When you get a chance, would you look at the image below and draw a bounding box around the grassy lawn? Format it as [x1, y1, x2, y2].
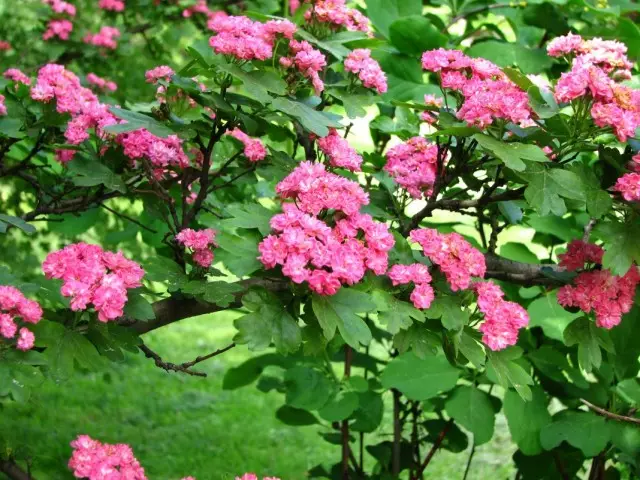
[2, 311, 516, 480]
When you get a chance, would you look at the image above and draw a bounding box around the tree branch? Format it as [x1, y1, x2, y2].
[0, 458, 33, 480]
[139, 342, 236, 377]
[485, 253, 563, 286]
[580, 399, 640, 425]
[412, 419, 453, 479]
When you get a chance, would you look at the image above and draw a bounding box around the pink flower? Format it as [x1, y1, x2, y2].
[344, 49, 387, 94]
[0, 95, 6, 116]
[280, 40, 327, 94]
[614, 173, 640, 202]
[4, 68, 31, 85]
[83, 26, 121, 50]
[384, 137, 439, 199]
[473, 281, 529, 350]
[119, 129, 190, 168]
[43, 243, 144, 322]
[409, 229, 486, 291]
[43, 0, 76, 16]
[43, 19, 73, 41]
[559, 240, 604, 271]
[388, 263, 434, 309]
[546, 33, 583, 57]
[316, 129, 362, 171]
[175, 228, 218, 268]
[420, 94, 443, 124]
[0, 286, 42, 351]
[0, 41, 11, 51]
[86, 73, 117, 92]
[227, 128, 267, 162]
[145, 65, 174, 84]
[69, 435, 147, 480]
[99, 0, 125, 11]
[304, 0, 371, 34]
[16, 327, 35, 351]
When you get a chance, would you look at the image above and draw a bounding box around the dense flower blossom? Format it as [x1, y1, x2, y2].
[344, 49, 387, 94]
[280, 40, 326, 94]
[43, 243, 144, 322]
[56, 149, 76, 163]
[208, 15, 296, 62]
[4, 68, 31, 85]
[43, 0, 76, 16]
[387, 263, 435, 309]
[43, 19, 74, 41]
[275, 161, 369, 216]
[473, 281, 529, 350]
[259, 204, 393, 295]
[69, 435, 146, 479]
[558, 240, 604, 271]
[145, 65, 174, 84]
[118, 129, 190, 169]
[99, 0, 125, 11]
[0, 95, 6, 116]
[316, 128, 362, 171]
[182, 0, 209, 17]
[175, 228, 218, 268]
[421, 48, 532, 128]
[420, 94, 443, 124]
[304, 0, 371, 34]
[227, 128, 267, 162]
[614, 173, 640, 202]
[0, 41, 11, 51]
[0, 285, 43, 351]
[546, 32, 583, 57]
[84, 26, 121, 50]
[558, 266, 640, 329]
[86, 73, 117, 92]
[236, 475, 281, 480]
[384, 137, 439, 198]
[409, 228, 486, 291]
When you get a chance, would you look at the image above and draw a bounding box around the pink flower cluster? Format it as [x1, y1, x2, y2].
[208, 15, 296, 62]
[4, 68, 31, 85]
[0, 40, 11, 51]
[259, 204, 394, 295]
[0, 286, 43, 351]
[69, 435, 146, 480]
[614, 173, 640, 202]
[420, 94, 443, 124]
[86, 73, 117, 92]
[236, 475, 280, 480]
[0, 95, 6, 116]
[422, 49, 532, 128]
[227, 128, 267, 162]
[409, 228, 486, 291]
[304, 0, 371, 34]
[548, 33, 639, 142]
[119, 129, 190, 169]
[344, 49, 387, 94]
[145, 65, 174, 84]
[316, 128, 363, 171]
[280, 40, 327, 94]
[84, 26, 121, 50]
[43, 19, 74, 41]
[557, 240, 640, 329]
[473, 281, 529, 351]
[275, 161, 369, 216]
[384, 137, 439, 199]
[43, 0, 76, 15]
[99, 0, 125, 11]
[42, 243, 144, 322]
[182, 0, 209, 17]
[558, 240, 603, 271]
[387, 263, 435, 309]
[175, 228, 218, 268]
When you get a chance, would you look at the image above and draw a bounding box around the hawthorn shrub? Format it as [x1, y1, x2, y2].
[1, 0, 640, 479]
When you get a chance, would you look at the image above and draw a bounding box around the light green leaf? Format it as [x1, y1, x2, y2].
[563, 317, 613, 373]
[105, 107, 174, 137]
[594, 220, 640, 276]
[425, 295, 470, 330]
[380, 352, 460, 400]
[366, 0, 422, 37]
[474, 134, 549, 172]
[527, 291, 581, 341]
[0, 214, 36, 235]
[66, 156, 127, 193]
[371, 289, 423, 334]
[216, 230, 262, 277]
[318, 390, 359, 422]
[202, 281, 243, 308]
[271, 97, 341, 137]
[222, 203, 274, 236]
[392, 324, 440, 358]
[487, 347, 533, 401]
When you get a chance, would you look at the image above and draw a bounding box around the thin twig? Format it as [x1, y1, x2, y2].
[0, 458, 33, 480]
[100, 203, 158, 233]
[412, 419, 453, 479]
[580, 399, 640, 425]
[462, 444, 475, 480]
[139, 342, 236, 377]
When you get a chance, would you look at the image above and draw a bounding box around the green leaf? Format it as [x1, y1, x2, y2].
[216, 230, 262, 277]
[123, 289, 155, 321]
[105, 107, 174, 138]
[312, 289, 376, 348]
[222, 203, 274, 236]
[284, 366, 333, 411]
[445, 386, 496, 445]
[424, 295, 469, 330]
[366, 0, 422, 37]
[466, 41, 552, 74]
[594, 220, 640, 276]
[503, 386, 552, 455]
[222, 353, 291, 390]
[474, 134, 549, 171]
[202, 281, 243, 308]
[487, 347, 533, 401]
[351, 390, 384, 432]
[458, 328, 486, 368]
[318, 390, 359, 422]
[271, 97, 341, 137]
[144, 256, 188, 290]
[0, 117, 24, 138]
[389, 16, 447, 55]
[392, 324, 440, 358]
[378, 54, 441, 102]
[234, 288, 301, 354]
[216, 62, 285, 104]
[66, 156, 127, 193]
[564, 317, 613, 373]
[610, 305, 640, 379]
[616, 378, 640, 405]
[521, 164, 567, 216]
[276, 405, 319, 426]
[371, 289, 423, 334]
[0, 214, 36, 235]
[540, 411, 612, 457]
[380, 352, 460, 400]
[568, 164, 612, 218]
[527, 291, 581, 341]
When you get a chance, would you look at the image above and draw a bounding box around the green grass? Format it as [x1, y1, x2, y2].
[1, 311, 516, 480]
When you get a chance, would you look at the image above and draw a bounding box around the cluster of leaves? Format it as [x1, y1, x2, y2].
[0, 0, 640, 479]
